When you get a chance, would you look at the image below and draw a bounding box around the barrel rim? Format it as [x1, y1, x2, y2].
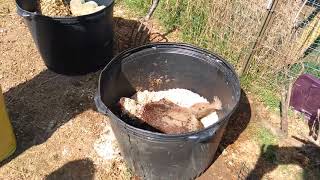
[15, 0, 114, 21]
[98, 42, 241, 141]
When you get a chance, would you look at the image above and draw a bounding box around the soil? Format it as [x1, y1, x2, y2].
[1, 1, 319, 180]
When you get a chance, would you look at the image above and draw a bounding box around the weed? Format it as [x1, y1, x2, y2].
[120, 0, 149, 16]
[121, 0, 319, 113]
[241, 74, 281, 110]
[256, 127, 279, 164]
[290, 61, 320, 78]
[257, 88, 280, 110]
[257, 127, 278, 145]
[240, 75, 253, 90]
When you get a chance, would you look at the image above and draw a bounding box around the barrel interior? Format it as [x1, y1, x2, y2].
[100, 45, 240, 129]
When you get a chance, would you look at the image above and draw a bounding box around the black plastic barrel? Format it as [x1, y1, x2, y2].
[16, 0, 114, 75]
[95, 43, 241, 179]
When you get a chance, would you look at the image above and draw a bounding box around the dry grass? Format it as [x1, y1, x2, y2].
[0, 1, 163, 179]
[173, 0, 294, 108]
[122, 0, 311, 70]
[123, 0, 320, 109]
[251, 1, 318, 77]
[1, 0, 319, 179]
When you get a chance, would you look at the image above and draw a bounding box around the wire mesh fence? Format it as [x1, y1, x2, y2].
[118, 0, 320, 109]
[165, 0, 320, 106]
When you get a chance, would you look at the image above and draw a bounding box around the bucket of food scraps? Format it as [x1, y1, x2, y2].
[95, 43, 241, 179]
[15, 0, 114, 75]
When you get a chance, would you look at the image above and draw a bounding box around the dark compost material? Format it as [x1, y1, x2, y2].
[95, 43, 241, 179]
[16, 0, 114, 75]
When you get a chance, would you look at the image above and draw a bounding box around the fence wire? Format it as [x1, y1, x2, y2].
[162, 0, 320, 106]
[201, 0, 320, 97]
[119, 0, 320, 107]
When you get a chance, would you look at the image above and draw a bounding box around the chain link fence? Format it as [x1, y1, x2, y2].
[119, 0, 320, 109]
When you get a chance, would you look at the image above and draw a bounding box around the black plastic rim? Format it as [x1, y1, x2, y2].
[98, 42, 241, 140]
[16, 0, 114, 21]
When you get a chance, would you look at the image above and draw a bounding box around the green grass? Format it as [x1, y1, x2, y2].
[256, 127, 278, 145]
[119, 0, 150, 15]
[255, 127, 279, 164]
[257, 88, 280, 109]
[290, 61, 320, 78]
[241, 75, 281, 110]
[156, 0, 188, 30]
[119, 0, 188, 30]
[120, 0, 319, 113]
[119, 0, 234, 57]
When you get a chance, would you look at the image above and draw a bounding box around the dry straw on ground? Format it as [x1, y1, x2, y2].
[158, 0, 318, 83]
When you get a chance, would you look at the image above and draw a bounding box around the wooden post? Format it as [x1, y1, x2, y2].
[281, 87, 288, 136]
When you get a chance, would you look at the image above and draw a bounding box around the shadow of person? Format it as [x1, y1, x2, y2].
[45, 159, 95, 180]
[0, 17, 162, 167]
[246, 137, 320, 180]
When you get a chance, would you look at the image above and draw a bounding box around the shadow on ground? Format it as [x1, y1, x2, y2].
[45, 159, 95, 180]
[0, 70, 98, 166]
[199, 90, 251, 179]
[113, 17, 168, 55]
[246, 137, 320, 180]
[216, 89, 252, 157]
[0, 16, 170, 167]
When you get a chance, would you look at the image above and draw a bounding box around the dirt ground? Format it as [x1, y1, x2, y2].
[1, 1, 320, 180]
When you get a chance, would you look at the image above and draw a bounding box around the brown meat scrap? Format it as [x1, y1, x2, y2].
[119, 97, 222, 134]
[141, 99, 204, 134]
[191, 96, 222, 119]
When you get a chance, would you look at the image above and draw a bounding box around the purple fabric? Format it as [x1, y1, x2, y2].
[290, 74, 320, 120]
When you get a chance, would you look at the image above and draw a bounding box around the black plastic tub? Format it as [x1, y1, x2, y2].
[95, 43, 241, 179]
[16, 0, 114, 75]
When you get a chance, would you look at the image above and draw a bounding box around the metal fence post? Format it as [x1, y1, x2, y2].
[240, 0, 280, 76]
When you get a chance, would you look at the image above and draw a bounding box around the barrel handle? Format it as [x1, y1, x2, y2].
[187, 125, 219, 143]
[16, 8, 35, 20]
[94, 93, 109, 115]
